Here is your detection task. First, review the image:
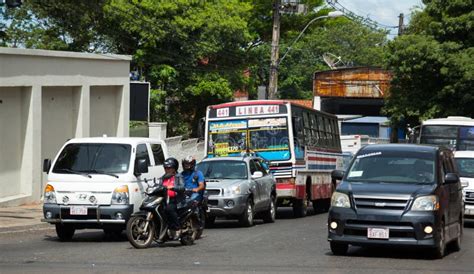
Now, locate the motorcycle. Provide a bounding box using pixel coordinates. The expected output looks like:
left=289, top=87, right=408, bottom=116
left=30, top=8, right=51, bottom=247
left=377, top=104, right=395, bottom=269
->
left=126, top=185, right=201, bottom=249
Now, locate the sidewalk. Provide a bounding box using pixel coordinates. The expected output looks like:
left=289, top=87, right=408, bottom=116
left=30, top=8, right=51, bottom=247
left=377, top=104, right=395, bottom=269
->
left=0, top=203, right=48, bottom=232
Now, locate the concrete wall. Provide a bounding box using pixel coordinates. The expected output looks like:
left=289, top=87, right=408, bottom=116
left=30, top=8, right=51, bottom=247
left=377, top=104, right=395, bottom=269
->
left=0, top=47, right=131, bottom=206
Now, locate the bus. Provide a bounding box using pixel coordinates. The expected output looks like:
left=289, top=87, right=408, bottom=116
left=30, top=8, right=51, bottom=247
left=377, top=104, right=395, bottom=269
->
left=417, top=116, right=474, bottom=150
left=203, top=100, right=343, bottom=217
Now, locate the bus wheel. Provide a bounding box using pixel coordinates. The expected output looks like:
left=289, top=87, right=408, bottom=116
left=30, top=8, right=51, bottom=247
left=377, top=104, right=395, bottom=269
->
left=293, top=198, right=307, bottom=218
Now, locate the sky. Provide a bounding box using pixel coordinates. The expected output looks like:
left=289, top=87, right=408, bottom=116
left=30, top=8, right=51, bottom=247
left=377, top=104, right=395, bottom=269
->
left=331, top=0, right=424, bottom=38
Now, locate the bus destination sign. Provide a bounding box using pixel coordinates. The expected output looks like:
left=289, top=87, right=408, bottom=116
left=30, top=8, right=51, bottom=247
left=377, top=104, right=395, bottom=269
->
left=209, top=104, right=287, bottom=118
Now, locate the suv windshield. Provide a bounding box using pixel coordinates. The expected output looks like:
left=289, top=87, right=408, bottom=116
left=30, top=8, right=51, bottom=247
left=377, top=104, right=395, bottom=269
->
left=455, top=158, right=474, bottom=178
left=197, top=160, right=248, bottom=180
left=346, top=151, right=436, bottom=184
left=52, top=143, right=132, bottom=175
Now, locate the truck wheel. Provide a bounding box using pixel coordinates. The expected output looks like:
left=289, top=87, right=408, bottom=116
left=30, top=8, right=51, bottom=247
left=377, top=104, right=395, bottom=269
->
left=103, top=228, right=123, bottom=238
left=262, top=195, right=276, bottom=223
left=55, top=224, right=75, bottom=241
left=330, top=242, right=348, bottom=255
left=432, top=221, right=446, bottom=259
left=293, top=197, right=307, bottom=218
left=239, top=199, right=255, bottom=227
left=205, top=216, right=216, bottom=228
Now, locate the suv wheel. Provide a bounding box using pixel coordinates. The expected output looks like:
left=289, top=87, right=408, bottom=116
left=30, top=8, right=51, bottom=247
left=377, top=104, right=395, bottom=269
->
left=330, top=242, right=348, bottom=255
left=262, top=195, right=276, bottom=223
left=452, top=216, right=463, bottom=252
left=432, top=221, right=446, bottom=259
left=55, top=224, right=75, bottom=241
left=239, top=199, right=254, bottom=227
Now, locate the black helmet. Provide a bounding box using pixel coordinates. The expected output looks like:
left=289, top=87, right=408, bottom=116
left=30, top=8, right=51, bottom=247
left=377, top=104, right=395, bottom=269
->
left=182, top=155, right=196, bottom=171
left=163, top=157, right=179, bottom=170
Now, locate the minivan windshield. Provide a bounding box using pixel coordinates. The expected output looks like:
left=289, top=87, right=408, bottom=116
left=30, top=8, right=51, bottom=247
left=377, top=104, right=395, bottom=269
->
left=455, top=158, right=474, bottom=178
left=197, top=160, right=247, bottom=180
left=346, top=151, right=436, bottom=184
left=53, top=143, right=132, bottom=175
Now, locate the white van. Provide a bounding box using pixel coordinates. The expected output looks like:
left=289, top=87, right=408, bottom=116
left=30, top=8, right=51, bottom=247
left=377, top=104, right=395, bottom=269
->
left=454, top=151, right=474, bottom=217
left=41, top=137, right=168, bottom=240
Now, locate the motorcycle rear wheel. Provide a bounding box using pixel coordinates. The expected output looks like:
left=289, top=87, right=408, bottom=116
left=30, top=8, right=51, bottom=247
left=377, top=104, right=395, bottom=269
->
left=126, top=216, right=155, bottom=249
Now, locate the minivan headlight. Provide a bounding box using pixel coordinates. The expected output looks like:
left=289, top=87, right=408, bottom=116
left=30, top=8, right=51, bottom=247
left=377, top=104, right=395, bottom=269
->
left=411, top=195, right=439, bottom=211
left=331, top=192, right=350, bottom=208
left=44, top=184, right=57, bottom=204
left=111, top=185, right=129, bottom=205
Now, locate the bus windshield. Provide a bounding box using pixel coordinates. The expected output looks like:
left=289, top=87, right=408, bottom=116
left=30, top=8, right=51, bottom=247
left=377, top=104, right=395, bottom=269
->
left=420, top=125, right=474, bottom=150
left=207, top=118, right=290, bottom=160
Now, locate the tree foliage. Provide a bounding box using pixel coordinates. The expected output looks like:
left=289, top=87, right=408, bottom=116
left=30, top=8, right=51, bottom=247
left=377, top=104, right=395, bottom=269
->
left=384, top=0, right=474, bottom=126
left=1, top=0, right=388, bottom=137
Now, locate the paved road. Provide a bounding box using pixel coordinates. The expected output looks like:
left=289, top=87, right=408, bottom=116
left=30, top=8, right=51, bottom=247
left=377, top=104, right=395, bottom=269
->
left=0, top=209, right=473, bottom=274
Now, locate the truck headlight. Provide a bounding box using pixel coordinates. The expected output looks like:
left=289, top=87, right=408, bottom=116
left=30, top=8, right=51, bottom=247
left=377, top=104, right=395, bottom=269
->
left=411, top=195, right=439, bottom=211
left=111, top=185, right=129, bottom=205
left=44, top=184, right=56, bottom=204
left=331, top=192, right=350, bottom=208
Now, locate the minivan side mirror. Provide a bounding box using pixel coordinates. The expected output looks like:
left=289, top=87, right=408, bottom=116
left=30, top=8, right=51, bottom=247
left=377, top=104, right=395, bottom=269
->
left=134, top=158, right=149, bottom=176
left=43, top=159, right=51, bottom=174
left=444, top=173, right=459, bottom=184
left=252, top=171, right=263, bottom=179
left=331, top=169, right=345, bottom=180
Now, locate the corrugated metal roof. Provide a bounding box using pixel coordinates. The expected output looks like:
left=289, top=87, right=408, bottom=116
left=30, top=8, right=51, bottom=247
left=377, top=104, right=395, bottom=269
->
left=344, top=116, right=389, bottom=125
left=286, top=99, right=313, bottom=109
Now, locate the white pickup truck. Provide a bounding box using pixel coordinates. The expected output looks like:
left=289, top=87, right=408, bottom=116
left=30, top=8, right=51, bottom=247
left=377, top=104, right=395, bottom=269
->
left=41, top=137, right=168, bottom=241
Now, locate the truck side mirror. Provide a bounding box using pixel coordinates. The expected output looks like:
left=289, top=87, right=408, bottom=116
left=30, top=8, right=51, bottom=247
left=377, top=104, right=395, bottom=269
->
left=134, top=158, right=148, bottom=176
left=43, top=159, right=51, bottom=174
left=331, top=169, right=345, bottom=180
left=197, top=117, right=205, bottom=140
left=444, top=173, right=459, bottom=184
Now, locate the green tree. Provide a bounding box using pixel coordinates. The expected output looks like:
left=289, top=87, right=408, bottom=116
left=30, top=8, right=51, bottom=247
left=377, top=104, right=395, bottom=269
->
left=384, top=0, right=474, bottom=126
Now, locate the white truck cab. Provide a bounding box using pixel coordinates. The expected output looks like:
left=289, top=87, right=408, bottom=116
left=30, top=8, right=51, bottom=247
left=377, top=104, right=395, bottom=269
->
left=454, top=150, right=474, bottom=218
left=41, top=137, right=168, bottom=240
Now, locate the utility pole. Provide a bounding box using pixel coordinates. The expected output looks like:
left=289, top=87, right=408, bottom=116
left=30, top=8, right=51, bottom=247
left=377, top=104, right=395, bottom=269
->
left=268, top=0, right=281, bottom=99
left=398, top=13, right=404, bottom=36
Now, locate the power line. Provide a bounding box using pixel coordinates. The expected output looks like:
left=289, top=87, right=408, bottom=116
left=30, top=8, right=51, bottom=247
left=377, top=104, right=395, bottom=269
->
left=326, top=0, right=398, bottom=30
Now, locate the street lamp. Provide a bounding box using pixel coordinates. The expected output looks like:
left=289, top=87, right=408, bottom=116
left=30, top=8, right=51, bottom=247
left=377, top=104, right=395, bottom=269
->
left=279, top=11, right=344, bottom=65
left=267, top=10, right=344, bottom=99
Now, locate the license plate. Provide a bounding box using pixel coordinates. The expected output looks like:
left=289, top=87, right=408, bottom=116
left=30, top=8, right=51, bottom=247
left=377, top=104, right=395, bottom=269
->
left=367, top=227, right=389, bottom=239
left=70, top=206, right=88, bottom=215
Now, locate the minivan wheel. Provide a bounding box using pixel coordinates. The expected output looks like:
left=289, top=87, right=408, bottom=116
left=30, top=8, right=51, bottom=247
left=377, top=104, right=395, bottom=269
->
left=432, top=221, right=445, bottom=259
left=55, top=224, right=75, bottom=241
left=330, top=242, right=348, bottom=256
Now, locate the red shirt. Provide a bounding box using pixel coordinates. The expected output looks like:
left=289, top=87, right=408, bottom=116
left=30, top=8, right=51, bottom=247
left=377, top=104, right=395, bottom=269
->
left=162, top=176, right=176, bottom=198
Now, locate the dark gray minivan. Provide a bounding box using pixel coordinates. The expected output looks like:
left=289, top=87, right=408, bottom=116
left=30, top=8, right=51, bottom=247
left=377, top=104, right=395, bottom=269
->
left=328, top=144, right=463, bottom=258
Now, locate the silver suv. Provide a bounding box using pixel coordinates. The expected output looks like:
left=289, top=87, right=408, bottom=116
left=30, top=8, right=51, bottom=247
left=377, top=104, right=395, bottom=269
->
left=196, top=156, right=277, bottom=227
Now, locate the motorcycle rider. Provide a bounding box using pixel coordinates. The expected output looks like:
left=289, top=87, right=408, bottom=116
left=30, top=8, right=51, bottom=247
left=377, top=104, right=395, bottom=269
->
left=160, top=157, right=185, bottom=240
left=181, top=156, right=205, bottom=202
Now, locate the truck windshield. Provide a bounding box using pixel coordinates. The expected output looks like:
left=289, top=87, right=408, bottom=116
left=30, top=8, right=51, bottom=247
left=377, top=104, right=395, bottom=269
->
left=455, top=158, right=474, bottom=178
left=197, top=160, right=247, bottom=180
left=52, top=143, right=132, bottom=175
left=346, top=152, right=435, bottom=184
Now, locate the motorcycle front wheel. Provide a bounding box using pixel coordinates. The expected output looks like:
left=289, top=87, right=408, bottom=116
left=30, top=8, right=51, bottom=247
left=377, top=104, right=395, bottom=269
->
left=126, top=215, right=155, bottom=249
